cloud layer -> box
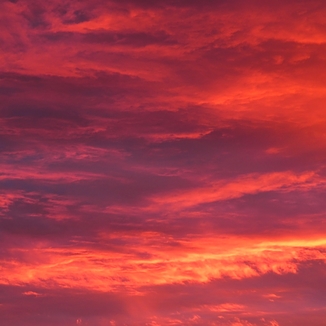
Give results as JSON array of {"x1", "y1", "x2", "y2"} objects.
[{"x1": 1, "y1": 0, "x2": 326, "y2": 325}]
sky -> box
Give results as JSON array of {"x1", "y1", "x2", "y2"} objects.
[{"x1": 1, "y1": 0, "x2": 326, "y2": 325}]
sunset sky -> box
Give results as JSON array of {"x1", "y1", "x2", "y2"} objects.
[{"x1": 1, "y1": 0, "x2": 326, "y2": 325}]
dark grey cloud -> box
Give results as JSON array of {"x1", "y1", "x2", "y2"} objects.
[{"x1": 0, "y1": 285, "x2": 127, "y2": 326}]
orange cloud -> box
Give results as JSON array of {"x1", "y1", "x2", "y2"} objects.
[
  {"x1": 151, "y1": 171, "x2": 319, "y2": 209},
  {"x1": 1, "y1": 236, "x2": 325, "y2": 292}
]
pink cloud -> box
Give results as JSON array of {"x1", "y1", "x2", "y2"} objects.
[{"x1": 1, "y1": 0, "x2": 326, "y2": 325}]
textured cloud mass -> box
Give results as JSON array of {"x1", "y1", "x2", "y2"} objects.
[{"x1": 1, "y1": 0, "x2": 326, "y2": 325}]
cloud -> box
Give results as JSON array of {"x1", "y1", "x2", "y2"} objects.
[{"x1": 1, "y1": 0, "x2": 326, "y2": 325}]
